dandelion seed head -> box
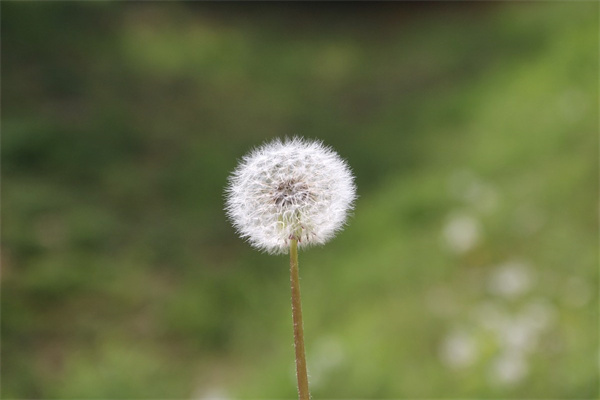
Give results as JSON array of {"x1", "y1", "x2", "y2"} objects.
[{"x1": 225, "y1": 137, "x2": 356, "y2": 254}]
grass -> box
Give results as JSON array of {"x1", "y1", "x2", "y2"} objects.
[{"x1": 2, "y1": 2, "x2": 598, "y2": 398}]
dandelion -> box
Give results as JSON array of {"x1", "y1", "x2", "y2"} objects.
[
  {"x1": 226, "y1": 137, "x2": 356, "y2": 254},
  {"x1": 225, "y1": 137, "x2": 356, "y2": 399}
]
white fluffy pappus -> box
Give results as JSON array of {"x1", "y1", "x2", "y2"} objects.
[{"x1": 225, "y1": 137, "x2": 356, "y2": 254}]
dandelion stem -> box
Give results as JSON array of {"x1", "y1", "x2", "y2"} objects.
[{"x1": 290, "y1": 239, "x2": 310, "y2": 400}]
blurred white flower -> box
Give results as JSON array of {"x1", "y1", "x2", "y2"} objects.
[
  {"x1": 443, "y1": 213, "x2": 481, "y2": 253},
  {"x1": 225, "y1": 137, "x2": 356, "y2": 254},
  {"x1": 440, "y1": 328, "x2": 478, "y2": 369},
  {"x1": 495, "y1": 299, "x2": 557, "y2": 355},
  {"x1": 500, "y1": 318, "x2": 538, "y2": 354},
  {"x1": 487, "y1": 260, "x2": 534, "y2": 300},
  {"x1": 488, "y1": 351, "x2": 529, "y2": 387}
]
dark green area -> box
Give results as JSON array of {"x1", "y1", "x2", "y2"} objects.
[{"x1": 2, "y1": 2, "x2": 598, "y2": 398}]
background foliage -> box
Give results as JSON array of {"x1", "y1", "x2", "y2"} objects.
[{"x1": 2, "y1": 2, "x2": 598, "y2": 398}]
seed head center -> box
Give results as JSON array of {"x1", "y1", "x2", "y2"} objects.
[{"x1": 273, "y1": 179, "x2": 311, "y2": 207}]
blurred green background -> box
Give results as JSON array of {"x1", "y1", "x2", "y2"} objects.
[{"x1": 2, "y1": 2, "x2": 598, "y2": 398}]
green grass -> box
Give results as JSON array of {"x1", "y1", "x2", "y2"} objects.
[{"x1": 2, "y1": 2, "x2": 598, "y2": 398}]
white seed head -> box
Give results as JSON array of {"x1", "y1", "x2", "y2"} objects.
[{"x1": 225, "y1": 137, "x2": 356, "y2": 254}]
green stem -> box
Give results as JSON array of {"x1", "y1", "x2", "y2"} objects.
[{"x1": 290, "y1": 239, "x2": 310, "y2": 400}]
